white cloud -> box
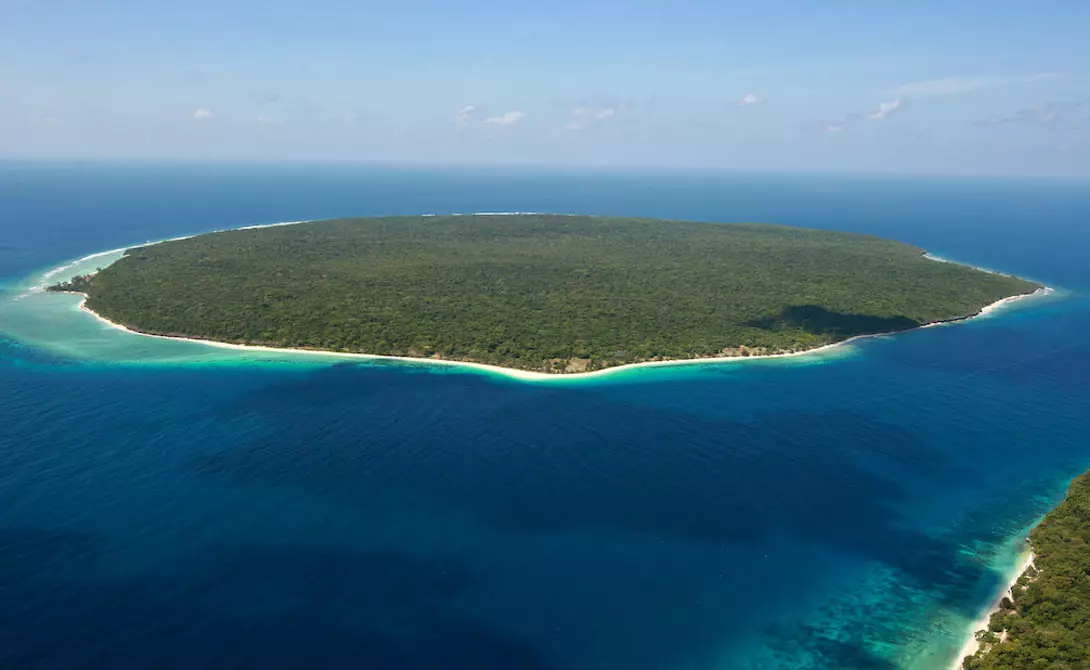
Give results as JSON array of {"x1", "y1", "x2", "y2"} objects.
[
  {"x1": 564, "y1": 106, "x2": 618, "y2": 131},
  {"x1": 256, "y1": 114, "x2": 281, "y2": 126},
  {"x1": 483, "y1": 110, "x2": 525, "y2": 126},
  {"x1": 455, "y1": 104, "x2": 478, "y2": 126},
  {"x1": 455, "y1": 105, "x2": 523, "y2": 129},
  {"x1": 736, "y1": 93, "x2": 763, "y2": 107},
  {"x1": 821, "y1": 99, "x2": 903, "y2": 133},
  {"x1": 575, "y1": 106, "x2": 616, "y2": 120},
  {"x1": 866, "y1": 99, "x2": 902, "y2": 120},
  {"x1": 889, "y1": 73, "x2": 1066, "y2": 99},
  {"x1": 193, "y1": 108, "x2": 214, "y2": 121}
]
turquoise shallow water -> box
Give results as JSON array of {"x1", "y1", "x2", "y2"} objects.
[{"x1": 2, "y1": 163, "x2": 1089, "y2": 669}]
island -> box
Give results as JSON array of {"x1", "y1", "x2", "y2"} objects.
[
  {"x1": 961, "y1": 470, "x2": 1090, "y2": 669},
  {"x1": 48, "y1": 214, "x2": 1042, "y2": 373}
]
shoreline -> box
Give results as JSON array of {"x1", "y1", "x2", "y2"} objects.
[
  {"x1": 75, "y1": 297, "x2": 874, "y2": 381},
  {"x1": 43, "y1": 217, "x2": 1054, "y2": 382},
  {"x1": 72, "y1": 287, "x2": 1052, "y2": 382},
  {"x1": 949, "y1": 548, "x2": 1036, "y2": 669}
]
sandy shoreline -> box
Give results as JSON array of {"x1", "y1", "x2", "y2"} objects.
[
  {"x1": 73, "y1": 281, "x2": 1051, "y2": 383},
  {"x1": 46, "y1": 217, "x2": 1053, "y2": 382},
  {"x1": 79, "y1": 296, "x2": 909, "y2": 381},
  {"x1": 949, "y1": 549, "x2": 1036, "y2": 669}
]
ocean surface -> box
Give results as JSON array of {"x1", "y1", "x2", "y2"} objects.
[{"x1": 1, "y1": 162, "x2": 1088, "y2": 670}]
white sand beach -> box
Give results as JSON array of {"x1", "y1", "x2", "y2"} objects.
[
  {"x1": 949, "y1": 549, "x2": 1036, "y2": 669},
  {"x1": 75, "y1": 286, "x2": 1051, "y2": 382},
  {"x1": 46, "y1": 218, "x2": 1055, "y2": 382}
]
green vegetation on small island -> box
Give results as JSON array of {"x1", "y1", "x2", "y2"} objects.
[
  {"x1": 963, "y1": 470, "x2": 1090, "y2": 670},
  {"x1": 50, "y1": 215, "x2": 1040, "y2": 372},
  {"x1": 50, "y1": 273, "x2": 94, "y2": 293}
]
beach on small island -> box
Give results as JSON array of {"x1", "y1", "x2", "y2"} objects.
[
  {"x1": 45, "y1": 214, "x2": 1051, "y2": 380},
  {"x1": 69, "y1": 284, "x2": 1052, "y2": 381},
  {"x1": 950, "y1": 548, "x2": 1036, "y2": 669}
]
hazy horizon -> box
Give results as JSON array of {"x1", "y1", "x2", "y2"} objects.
[{"x1": 6, "y1": 157, "x2": 1090, "y2": 182}]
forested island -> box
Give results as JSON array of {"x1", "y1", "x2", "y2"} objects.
[
  {"x1": 50, "y1": 215, "x2": 1041, "y2": 373},
  {"x1": 962, "y1": 470, "x2": 1090, "y2": 669}
]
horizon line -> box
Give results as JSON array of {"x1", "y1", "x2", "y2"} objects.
[{"x1": 2, "y1": 156, "x2": 1089, "y2": 182}]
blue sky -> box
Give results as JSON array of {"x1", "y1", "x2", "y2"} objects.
[{"x1": 3, "y1": 0, "x2": 1089, "y2": 175}]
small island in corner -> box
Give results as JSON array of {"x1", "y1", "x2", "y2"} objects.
[
  {"x1": 48, "y1": 214, "x2": 1043, "y2": 373},
  {"x1": 960, "y1": 470, "x2": 1090, "y2": 669}
]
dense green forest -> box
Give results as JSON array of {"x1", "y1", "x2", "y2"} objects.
[
  {"x1": 54, "y1": 215, "x2": 1040, "y2": 372},
  {"x1": 962, "y1": 471, "x2": 1090, "y2": 669}
]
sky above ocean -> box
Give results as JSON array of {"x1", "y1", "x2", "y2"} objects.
[{"x1": 3, "y1": 1, "x2": 1089, "y2": 176}]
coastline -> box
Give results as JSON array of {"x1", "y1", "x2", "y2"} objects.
[
  {"x1": 949, "y1": 548, "x2": 1036, "y2": 669},
  {"x1": 36, "y1": 246, "x2": 130, "y2": 289},
  {"x1": 73, "y1": 286, "x2": 1052, "y2": 382},
  {"x1": 75, "y1": 296, "x2": 870, "y2": 381},
  {"x1": 43, "y1": 217, "x2": 1053, "y2": 382}
]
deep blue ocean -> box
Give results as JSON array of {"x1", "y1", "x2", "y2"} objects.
[{"x1": 1, "y1": 162, "x2": 1088, "y2": 669}]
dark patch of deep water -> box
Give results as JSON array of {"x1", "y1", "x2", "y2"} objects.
[{"x1": 2, "y1": 162, "x2": 1089, "y2": 669}]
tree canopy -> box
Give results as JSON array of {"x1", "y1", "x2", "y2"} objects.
[{"x1": 55, "y1": 215, "x2": 1040, "y2": 372}]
